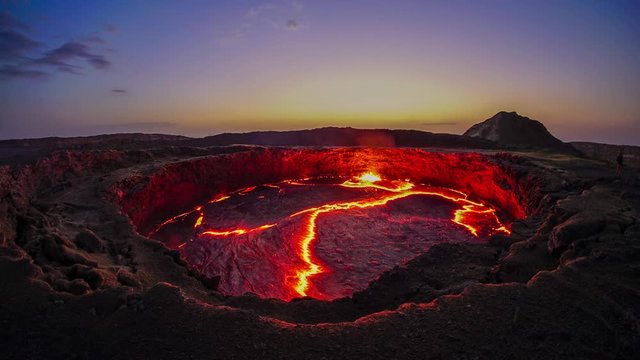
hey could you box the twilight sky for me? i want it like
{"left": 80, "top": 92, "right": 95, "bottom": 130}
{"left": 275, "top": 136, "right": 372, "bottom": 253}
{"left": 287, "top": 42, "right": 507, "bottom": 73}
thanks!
{"left": 1, "top": 0, "right": 639, "bottom": 144}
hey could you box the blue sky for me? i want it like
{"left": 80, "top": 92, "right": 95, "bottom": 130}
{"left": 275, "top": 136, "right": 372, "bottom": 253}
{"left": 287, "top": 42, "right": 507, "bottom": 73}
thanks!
{"left": 1, "top": 0, "right": 639, "bottom": 144}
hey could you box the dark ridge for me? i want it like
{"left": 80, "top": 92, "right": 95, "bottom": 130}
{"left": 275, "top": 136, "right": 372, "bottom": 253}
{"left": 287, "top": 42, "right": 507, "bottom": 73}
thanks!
{"left": 186, "top": 127, "right": 497, "bottom": 148}
{"left": 0, "top": 128, "right": 497, "bottom": 165}
{"left": 572, "top": 142, "right": 640, "bottom": 168}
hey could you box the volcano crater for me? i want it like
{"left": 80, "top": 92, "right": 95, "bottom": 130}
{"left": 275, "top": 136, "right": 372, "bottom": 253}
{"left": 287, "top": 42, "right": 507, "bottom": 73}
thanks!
{"left": 116, "top": 148, "right": 530, "bottom": 313}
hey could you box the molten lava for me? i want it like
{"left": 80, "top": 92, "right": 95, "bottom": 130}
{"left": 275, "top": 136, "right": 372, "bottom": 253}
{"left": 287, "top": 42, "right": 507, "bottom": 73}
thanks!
{"left": 358, "top": 172, "right": 382, "bottom": 183}
{"left": 151, "top": 172, "right": 512, "bottom": 301}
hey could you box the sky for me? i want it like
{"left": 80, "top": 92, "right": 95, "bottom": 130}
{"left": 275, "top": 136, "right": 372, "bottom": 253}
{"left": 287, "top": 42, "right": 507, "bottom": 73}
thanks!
{"left": 1, "top": 0, "right": 639, "bottom": 145}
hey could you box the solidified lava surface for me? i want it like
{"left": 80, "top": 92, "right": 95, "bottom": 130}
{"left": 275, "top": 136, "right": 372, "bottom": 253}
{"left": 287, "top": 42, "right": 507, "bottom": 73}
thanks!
{"left": 151, "top": 174, "right": 512, "bottom": 300}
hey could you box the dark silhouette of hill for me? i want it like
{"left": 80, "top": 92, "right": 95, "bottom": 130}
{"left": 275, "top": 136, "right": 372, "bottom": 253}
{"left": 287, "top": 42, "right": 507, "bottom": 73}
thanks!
{"left": 464, "top": 111, "right": 578, "bottom": 154}
{"left": 0, "top": 133, "right": 190, "bottom": 164}
{"left": 0, "top": 128, "right": 497, "bottom": 165}
{"left": 185, "top": 127, "right": 496, "bottom": 148}
{"left": 1, "top": 114, "right": 598, "bottom": 165}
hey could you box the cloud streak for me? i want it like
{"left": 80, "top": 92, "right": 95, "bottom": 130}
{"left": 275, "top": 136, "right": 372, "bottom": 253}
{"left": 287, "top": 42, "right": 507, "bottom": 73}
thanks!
{"left": 0, "top": 11, "right": 30, "bottom": 31}
{"left": 0, "top": 64, "right": 47, "bottom": 79}
{"left": 218, "top": 0, "right": 304, "bottom": 43}
{"left": 0, "top": 12, "right": 114, "bottom": 81}
{"left": 245, "top": 4, "right": 276, "bottom": 19}
{"left": 34, "top": 42, "right": 111, "bottom": 73}
{"left": 286, "top": 19, "right": 301, "bottom": 31}
{"left": 0, "top": 29, "right": 41, "bottom": 59}
{"left": 84, "top": 35, "right": 106, "bottom": 44}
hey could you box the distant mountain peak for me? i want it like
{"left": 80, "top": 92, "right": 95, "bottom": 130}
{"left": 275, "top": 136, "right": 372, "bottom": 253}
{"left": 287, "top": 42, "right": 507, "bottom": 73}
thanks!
{"left": 488, "top": 111, "right": 530, "bottom": 123}
{"left": 463, "top": 111, "right": 577, "bottom": 153}
{"left": 492, "top": 111, "right": 528, "bottom": 121}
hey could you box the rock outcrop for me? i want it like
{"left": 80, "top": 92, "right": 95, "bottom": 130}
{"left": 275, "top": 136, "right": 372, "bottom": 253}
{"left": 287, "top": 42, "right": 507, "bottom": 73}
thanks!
{"left": 464, "top": 111, "right": 578, "bottom": 154}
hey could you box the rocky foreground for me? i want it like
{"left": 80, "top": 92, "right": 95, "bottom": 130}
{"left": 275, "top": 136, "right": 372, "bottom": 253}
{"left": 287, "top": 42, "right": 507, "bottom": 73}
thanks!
{"left": 0, "top": 137, "right": 639, "bottom": 359}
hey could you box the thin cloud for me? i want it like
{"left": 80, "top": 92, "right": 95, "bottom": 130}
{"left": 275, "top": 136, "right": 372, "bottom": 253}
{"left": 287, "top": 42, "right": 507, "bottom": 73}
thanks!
{"left": 0, "top": 12, "right": 115, "bottom": 81}
{"left": 111, "top": 89, "right": 127, "bottom": 93}
{"left": 245, "top": 4, "right": 276, "bottom": 19}
{"left": 219, "top": 0, "right": 304, "bottom": 43}
{"left": 0, "top": 29, "right": 41, "bottom": 59}
{"left": 0, "top": 64, "right": 47, "bottom": 79}
{"left": 0, "top": 11, "right": 30, "bottom": 31}
{"left": 0, "top": 12, "right": 43, "bottom": 79}
{"left": 33, "top": 41, "right": 111, "bottom": 73}
{"left": 84, "top": 35, "right": 106, "bottom": 44}
{"left": 286, "top": 19, "right": 301, "bottom": 31}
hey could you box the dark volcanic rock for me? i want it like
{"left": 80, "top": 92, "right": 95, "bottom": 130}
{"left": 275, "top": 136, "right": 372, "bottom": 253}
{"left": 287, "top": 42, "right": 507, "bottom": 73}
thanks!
{"left": 548, "top": 213, "right": 606, "bottom": 255}
{"left": 116, "top": 269, "right": 141, "bottom": 288}
{"left": 68, "top": 264, "right": 104, "bottom": 290}
{"left": 193, "top": 272, "right": 220, "bottom": 290}
{"left": 74, "top": 230, "right": 105, "bottom": 253}
{"left": 464, "top": 111, "right": 578, "bottom": 154}
{"left": 68, "top": 278, "right": 91, "bottom": 295}
{"left": 547, "top": 186, "right": 635, "bottom": 256}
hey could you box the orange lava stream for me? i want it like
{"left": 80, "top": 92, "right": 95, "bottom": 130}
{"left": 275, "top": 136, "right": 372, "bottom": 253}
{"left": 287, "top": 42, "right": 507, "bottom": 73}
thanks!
{"left": 201, "top": 224, "right": 275, "bottom": 237}
{"left": 161, "top": 172, "right": 511, "bottom": 299}
{"left": 194, "top": 214, "right": 204, "bottom": 228}
{"left": 209, "top": 195, "right": 230, "bottom": 203}
{"left": 148, "top": 205, "right": 202, "bottom": 236}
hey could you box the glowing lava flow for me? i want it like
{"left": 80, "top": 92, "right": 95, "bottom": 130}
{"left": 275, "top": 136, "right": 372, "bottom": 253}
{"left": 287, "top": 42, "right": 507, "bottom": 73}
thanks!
{"left": 201, "top": 224, "right": 276, "bottom": 237}
{"left": 156, "top": 172, "right": 511, "bottom": 299}
{"left": 358, "top": 172, "right": 381, "bottom": 183}
{"left": 287, "top": 173, "right": 510, "bottom": 296}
